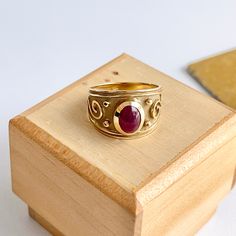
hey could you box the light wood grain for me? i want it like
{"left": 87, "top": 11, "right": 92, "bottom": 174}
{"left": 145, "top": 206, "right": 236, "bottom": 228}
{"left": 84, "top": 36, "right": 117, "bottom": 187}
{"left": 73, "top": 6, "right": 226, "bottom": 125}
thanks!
{"left": 29, "top": 207, "right": 64, "bottom": 236}
{"left": 9, "top": 54, "right": 236, "bottom": 235}
{"left": 10, "top": 124, "right": 136, "bottom": 236}
{"left": 12, "top": 54, "right": 236, "bottom": 211}
{"left": 141, "top": 137, "right": 236, "bottom": 236}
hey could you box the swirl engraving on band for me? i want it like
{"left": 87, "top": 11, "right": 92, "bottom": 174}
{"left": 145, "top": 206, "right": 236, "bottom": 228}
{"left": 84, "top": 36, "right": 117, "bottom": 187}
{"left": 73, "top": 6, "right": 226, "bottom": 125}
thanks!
{"left": 88, "top": 100, "right": 103, "bottom": 120}
{"left": 150, "top": 99, "right": 161, "bottom": 118}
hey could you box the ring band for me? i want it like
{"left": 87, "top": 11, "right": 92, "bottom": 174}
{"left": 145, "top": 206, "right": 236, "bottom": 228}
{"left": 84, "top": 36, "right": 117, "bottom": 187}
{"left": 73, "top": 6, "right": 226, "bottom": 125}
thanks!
{"left": 88, "top": 82, "right": 162, "bottom": 139}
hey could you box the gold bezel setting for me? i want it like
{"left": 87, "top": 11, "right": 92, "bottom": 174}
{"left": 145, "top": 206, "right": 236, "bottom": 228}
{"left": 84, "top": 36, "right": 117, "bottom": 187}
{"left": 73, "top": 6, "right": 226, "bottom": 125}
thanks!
{"left": 113, "top": 101, "right": 145, "bottom": 136}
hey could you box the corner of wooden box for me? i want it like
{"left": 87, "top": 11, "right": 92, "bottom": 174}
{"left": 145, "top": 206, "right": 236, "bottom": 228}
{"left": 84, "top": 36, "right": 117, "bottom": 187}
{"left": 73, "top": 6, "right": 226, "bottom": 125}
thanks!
{"left": 9, "top": 114, "right": 143, "bottom": 216}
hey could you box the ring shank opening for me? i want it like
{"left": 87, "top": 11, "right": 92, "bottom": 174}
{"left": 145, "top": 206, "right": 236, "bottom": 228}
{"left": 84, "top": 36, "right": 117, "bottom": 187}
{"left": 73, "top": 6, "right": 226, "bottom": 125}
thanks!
{"left": 91, "top": 82, "right": 159, "bottom": 92}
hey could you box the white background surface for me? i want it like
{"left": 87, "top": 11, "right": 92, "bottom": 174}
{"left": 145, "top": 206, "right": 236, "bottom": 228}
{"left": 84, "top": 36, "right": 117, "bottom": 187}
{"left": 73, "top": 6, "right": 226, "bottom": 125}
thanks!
{"left": 1, "top": 0, "right": 236, "bottom": 235}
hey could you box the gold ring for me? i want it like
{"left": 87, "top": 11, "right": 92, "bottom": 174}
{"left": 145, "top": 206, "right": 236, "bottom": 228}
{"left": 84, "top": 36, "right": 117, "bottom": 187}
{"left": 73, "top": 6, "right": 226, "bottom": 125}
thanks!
{"left": 88, "top": 82, "right": 162, "bottom": 139}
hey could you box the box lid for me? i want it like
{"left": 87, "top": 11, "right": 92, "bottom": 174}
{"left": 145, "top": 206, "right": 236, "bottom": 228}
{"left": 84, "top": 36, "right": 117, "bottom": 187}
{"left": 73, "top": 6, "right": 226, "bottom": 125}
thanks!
{"left": 12, "top": 54, "right": 236, "bottom": 214}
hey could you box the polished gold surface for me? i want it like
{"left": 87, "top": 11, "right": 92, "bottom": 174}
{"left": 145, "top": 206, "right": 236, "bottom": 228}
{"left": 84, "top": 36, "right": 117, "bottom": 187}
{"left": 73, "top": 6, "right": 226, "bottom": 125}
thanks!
{"left": 90, "top": 82, "right": 160, "bottom": 91}
{"left": 88, "top": 82, "right": 162, "bottom": 138}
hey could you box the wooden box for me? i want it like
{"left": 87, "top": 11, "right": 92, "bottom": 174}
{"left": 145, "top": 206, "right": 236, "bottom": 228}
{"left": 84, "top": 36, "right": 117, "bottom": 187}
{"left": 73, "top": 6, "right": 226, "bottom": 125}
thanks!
{"left": 9, "top": 54, "right": 236, "bottom": 236}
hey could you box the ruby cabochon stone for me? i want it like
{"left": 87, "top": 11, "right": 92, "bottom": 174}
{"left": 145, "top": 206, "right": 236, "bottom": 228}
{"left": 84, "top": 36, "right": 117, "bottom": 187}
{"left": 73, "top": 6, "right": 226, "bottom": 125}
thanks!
{"left": 118, "top": 105, "right": 141, "bottom": 133}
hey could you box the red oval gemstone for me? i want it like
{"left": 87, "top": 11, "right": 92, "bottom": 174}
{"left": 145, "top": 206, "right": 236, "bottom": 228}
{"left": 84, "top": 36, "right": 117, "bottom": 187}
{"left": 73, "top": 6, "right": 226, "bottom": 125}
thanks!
{"left": 119, "top": 105, "right": 141, "bottom": 133}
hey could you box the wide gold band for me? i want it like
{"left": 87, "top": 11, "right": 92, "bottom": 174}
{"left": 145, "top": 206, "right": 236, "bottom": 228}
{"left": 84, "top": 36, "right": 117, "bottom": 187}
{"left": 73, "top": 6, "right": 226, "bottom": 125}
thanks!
{"left": 88, "top": 82, "right": 162, "bottom": 139}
